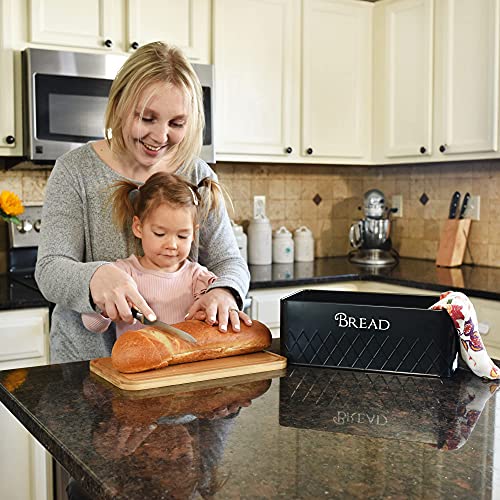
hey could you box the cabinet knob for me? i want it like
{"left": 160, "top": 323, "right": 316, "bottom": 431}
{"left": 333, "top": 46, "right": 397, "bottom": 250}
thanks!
{"left": 306, "top": 147, "right": 313, "bottom": 155}
{"left": 104, "top": 39, "right": 114, "bottom": 48}
{"left": 419, "top": 146, "right": 426, "bottom": 154}
{"left": 5, "top": 135, "right": 15, "bottom": 145}
{"left": 285, "top": 146, "right": 293, "bottom": 154}
{"left": 439, "top": 144, "right": 446, "bottom": 153}
{"left": 131, "top": 41, "right": 139, "bottom": 50}
{"left": 16, "top": 220, "right": 32, "bottom": 234}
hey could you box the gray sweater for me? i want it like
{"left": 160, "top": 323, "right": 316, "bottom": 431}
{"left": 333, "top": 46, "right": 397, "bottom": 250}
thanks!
{"left": 35, "top": 143, "right": 250, "bottom": 363}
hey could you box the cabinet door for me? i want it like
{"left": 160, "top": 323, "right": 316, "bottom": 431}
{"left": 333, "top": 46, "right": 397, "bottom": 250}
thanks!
{"left": 0, "top": 308, "right": 52, "bottom": 500}
{"left": 0, "top": 0, "right": 21, "bottom": 156}
{"left": 29, "top": 0, "right": 116, "bottom": 50}
{"left": 127, "top": 0, "right": 211, "bottom": 62}
{"left": 379, "top": 0, "right": 433, "bottom": 158}
{"left": 0, "top": 403, "right": 53, "bottom": 500}
{"left": 214, "top": 0, "right": 300, "bottom": 158}
{"left": 434, "top": 0, "right": 500, "bottom": 155}
{"left": 301, "top": 0, "right": 372, "bottom": 160}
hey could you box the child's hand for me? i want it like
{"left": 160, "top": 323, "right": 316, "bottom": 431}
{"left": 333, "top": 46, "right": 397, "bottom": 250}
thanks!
{"left": 90, "top": 264, "right": 156, "bottom": 324}
{"left": 185, "top": 288, "right": 252, "bottom": 333}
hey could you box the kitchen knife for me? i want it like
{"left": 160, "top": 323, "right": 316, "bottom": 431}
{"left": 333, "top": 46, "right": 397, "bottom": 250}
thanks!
{"left": 458, "top": 192, "right": 471, "bottom": 219}
{"left": 131, "top": 307, "right": 198, "bottom": 344}
{"left": 448, "top": 191, "right": 461, "bottom": 219}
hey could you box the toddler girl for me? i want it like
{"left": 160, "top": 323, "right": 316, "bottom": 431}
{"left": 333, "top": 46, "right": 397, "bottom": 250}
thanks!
{"left": 82, "top": 172, "right": 223, "bottom": 337}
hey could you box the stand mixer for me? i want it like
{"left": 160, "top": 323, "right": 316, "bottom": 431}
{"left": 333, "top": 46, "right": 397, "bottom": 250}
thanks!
{"left": 348, "top": 189, "right": 398, "bottom": 267}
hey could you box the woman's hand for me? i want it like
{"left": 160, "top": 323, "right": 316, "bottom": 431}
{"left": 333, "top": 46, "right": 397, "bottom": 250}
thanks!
{"left": 93, "top": 419, "right": 158, "bottom": 459}
{"left": 185, "top": 288, "right": 252, "bottom": 333}
{"left": 89, "top": 264, "right": 156, "bottom": 324}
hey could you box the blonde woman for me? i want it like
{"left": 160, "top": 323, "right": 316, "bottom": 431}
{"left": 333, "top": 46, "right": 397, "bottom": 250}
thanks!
{"left": 36, "top": 42, "right": 251, "bottom": 364}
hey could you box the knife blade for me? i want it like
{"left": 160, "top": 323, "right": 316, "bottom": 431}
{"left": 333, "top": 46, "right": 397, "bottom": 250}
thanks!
{"left": 131, "top": 307, "right": 198, "bottom": 343}
{"left": 448, "top": 191, "right": 461, "bottom": 219}
{"left": 458, "top": 192, "right": 471, "bottom": 219}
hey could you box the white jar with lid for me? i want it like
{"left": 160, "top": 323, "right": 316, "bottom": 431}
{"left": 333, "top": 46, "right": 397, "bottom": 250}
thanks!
{"left": 247, "top": 215, "right": 272, "bottom": 265}
{"left": 272, "top": 226, "right": 294, "bottom": 263}
{"left": 231, "top": 220, "right": 248, "bottom": 262}
{"left": 293, "top": 226, "right": 314, "bottom": 262}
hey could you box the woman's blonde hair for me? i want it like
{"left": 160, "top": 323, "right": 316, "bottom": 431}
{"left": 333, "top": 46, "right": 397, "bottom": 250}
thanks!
{"left": 104, "top": 41, "right": 204, "bottom": 170}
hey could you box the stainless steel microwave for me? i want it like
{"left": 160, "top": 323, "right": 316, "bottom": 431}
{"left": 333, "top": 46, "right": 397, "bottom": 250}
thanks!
{"left": 22, "top": 48, "right": 215, "bottom": 164}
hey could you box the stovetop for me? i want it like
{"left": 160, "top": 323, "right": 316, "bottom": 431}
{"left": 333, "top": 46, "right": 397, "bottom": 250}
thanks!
{"left": 3, "top": 204, "right": 47, "bottom": 310}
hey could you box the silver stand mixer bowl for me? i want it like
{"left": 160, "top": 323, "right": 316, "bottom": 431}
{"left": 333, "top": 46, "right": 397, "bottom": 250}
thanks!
{"left": 348, "top": 189, "right": 398, "bottom": 267}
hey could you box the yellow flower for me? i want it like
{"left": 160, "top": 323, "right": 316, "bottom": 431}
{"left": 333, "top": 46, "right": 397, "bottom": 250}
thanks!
{"left": 0, "top": 190, "right": 24, "bottom": 217}
{"left": 2, "top": 369, "right": 28, "bottom": 392}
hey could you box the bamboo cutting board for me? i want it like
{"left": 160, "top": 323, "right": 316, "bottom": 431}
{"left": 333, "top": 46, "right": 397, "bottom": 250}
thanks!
{"left": 90, "top": 351, "right": 287, "bottom": 391}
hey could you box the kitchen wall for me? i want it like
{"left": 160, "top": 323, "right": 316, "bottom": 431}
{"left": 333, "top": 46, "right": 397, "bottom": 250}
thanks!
{"left": 1, "top": 158, "right": 499, "bottom": 272}
{"left": 214, "top": 159, "right": 499, "bottom": 268}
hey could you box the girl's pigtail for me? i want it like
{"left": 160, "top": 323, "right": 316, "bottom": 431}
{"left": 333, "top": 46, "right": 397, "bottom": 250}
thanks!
{"left": 110, "top": 180, "right": 141, "bottom": 232}
{"left": 196, "top": 177, "right": 234, "bottom": 222}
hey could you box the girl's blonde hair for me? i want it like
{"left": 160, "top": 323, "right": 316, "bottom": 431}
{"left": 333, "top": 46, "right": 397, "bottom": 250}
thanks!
{"left": 104, "top": 41, "right": 204, "bottom": 169}
{"left": 111, "top": 172, "right": 224, "bottom": 238}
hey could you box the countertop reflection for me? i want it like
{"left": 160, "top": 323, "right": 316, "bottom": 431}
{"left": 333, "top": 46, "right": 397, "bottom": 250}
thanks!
{"left": 249, "top": 256, "right": 500, "bottom": 301}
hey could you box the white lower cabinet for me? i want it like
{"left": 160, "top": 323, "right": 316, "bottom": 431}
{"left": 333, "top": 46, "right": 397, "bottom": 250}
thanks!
{"left": 249, "top": 281, "right": 500, "bottom": 360}
{"left": 0, "top": 308, "right": 53, "bottom": 500}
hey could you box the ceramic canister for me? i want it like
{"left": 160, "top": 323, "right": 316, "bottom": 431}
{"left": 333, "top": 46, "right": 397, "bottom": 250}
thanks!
{"left": 247, "top": 215, "right": 272, "bottom": 265}
{"left": 231, "top": 220, "right": 248, "bottom": 262}
{"left": 293, "top": 226, "right": 314, "bottom": 262}
{"left": 272, "top": 226, "right": 294, "bottom": 263}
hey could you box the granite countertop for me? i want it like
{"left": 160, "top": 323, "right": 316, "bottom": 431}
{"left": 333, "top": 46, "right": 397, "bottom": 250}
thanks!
{"left": 249, "top": 256, "right": 500, "bottom": 301}
{"left": 0, "top": 347, "right": 499, "bottom": 499}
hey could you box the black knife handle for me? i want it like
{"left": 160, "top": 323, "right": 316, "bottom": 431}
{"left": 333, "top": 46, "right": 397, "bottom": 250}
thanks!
{"left": 459, "top": 192, "right": 471, "bottom": 219}
{"left": 130, "top": 307, "right": 145, "bottom": 324}
{"left": 448, "top": 191, "right": 461, "bottom": 219}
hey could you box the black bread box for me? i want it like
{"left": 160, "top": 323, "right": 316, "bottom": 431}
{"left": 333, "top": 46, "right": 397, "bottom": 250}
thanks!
{"left": 280, "top": 290, "right": 459, "bottom": 378}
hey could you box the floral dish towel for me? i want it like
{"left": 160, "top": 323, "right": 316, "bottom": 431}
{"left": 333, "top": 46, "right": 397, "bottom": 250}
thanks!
{"left": 430, "top": 291, "right": 500, "bottom": 380}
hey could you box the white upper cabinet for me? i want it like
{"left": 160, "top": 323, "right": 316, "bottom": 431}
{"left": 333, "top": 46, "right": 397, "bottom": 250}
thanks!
{"left": 28, "top": 0, "right": 212, "bottom": 61}
{"left": 29, "top": 0, "right": 118, "bottom": 51}
{"left": 214, "top": 0, "right": 372, "bottom": 164}
{"left": 0, "top": 0, "right": 21, "bottom": 156}
{"left": 126, "top": 0, "right": 211, "bottom": 61}
{"left": 302, "top": 0, "right": 371, "bottom": 161}
{"left": 214, "top": 0, "right": 300, "bottom": 158}
{"left": 375, "top": 0, "right": 500, "bottom": 163}
{"left": 434, "top": 0, "right": 500, "bottom": 157}
{"left": 373, "top": 0, "right": 433, "bottom": 160}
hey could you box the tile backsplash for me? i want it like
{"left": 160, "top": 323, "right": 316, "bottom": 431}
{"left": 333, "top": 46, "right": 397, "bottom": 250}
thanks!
{"left": 215, "top": 159, "right": 500, "bottom": 268}
{"left": 1, "top": 158, "right": 499, "bottom": 272}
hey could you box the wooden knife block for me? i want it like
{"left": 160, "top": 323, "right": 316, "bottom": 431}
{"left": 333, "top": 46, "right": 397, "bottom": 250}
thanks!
{"left": 436, "top": 219, "right": 471, "bottom": 267}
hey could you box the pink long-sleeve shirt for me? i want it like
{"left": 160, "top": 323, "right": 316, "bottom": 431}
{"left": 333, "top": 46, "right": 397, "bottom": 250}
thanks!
{"left": 82, "top": 255, "right": 217, "bottom": 338}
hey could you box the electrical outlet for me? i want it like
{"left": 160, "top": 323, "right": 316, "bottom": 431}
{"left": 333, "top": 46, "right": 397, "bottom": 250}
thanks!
{"left": 463, "top": 195, "right": 480, "bottom": 220}
{"left": 391, "top": 194, "right": 403, "bottom": 218}
{"left": 253, "top": 195, "right": 266, "bottom": 218}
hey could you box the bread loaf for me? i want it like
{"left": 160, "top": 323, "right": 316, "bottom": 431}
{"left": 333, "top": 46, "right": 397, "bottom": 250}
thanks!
{"left": 111, "top": 319, "right": 272, "bottom": 373}
{"left": 111, "top": 379, "right": 272, "bottom": 424}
